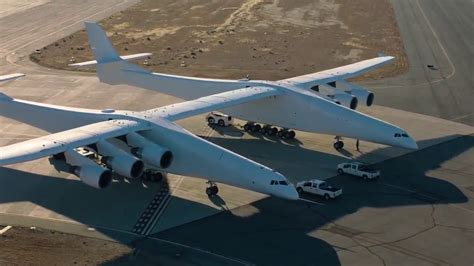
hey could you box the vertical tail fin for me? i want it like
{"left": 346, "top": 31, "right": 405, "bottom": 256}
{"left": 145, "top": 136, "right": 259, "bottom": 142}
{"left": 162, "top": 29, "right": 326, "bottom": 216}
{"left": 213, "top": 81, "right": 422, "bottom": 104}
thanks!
{"left": 84, "top": 21, "right": 121, "bottom": 63}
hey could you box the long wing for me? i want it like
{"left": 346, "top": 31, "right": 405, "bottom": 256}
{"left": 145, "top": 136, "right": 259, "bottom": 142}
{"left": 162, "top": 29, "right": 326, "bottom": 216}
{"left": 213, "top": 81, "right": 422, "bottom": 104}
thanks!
{"left": 155, "top": 86, "right": 282, "bottom": 121}
{"left": 282, "top": 56, "right": 395, "bottom": 89}
{"left": 0, "top": 119, "right": 149, "bottom": 165}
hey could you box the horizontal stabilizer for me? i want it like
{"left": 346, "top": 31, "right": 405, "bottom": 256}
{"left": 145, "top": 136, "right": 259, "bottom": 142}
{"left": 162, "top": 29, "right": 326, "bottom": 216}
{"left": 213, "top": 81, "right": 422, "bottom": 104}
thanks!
{"left": 69, "top": 53, "right": 152, "bottom": 67}
{"left": 0, "top": 73, "right": 25, "bottom": 82}
{"left": 0, "top": 92, "right": 13, "bottom": 101}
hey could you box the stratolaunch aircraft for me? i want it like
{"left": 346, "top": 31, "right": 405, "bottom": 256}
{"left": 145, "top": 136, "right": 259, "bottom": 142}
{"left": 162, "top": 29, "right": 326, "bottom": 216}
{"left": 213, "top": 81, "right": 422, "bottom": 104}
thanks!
{"left": 0, "top": 72, "right": 298, "bottom": 199}
{"left": 72, "top": 22, "right": 418, "bottom": 150}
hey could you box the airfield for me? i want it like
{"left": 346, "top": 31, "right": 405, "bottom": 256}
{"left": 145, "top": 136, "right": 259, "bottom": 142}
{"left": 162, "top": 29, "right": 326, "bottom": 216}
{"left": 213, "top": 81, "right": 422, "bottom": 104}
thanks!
{"left": 0, "top": 0, "right": 473, "bottom": 265}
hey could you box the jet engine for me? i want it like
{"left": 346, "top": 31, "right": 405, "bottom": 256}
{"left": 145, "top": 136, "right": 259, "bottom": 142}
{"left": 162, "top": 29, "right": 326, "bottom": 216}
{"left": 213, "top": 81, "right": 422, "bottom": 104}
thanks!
{"left": 311, "top": 85, "right": 358, "bottom": 110}
{"left": 339, "top": 81, "right": 374, "bottom": 106}
{"left": 126, "top": 132, "right": 173, "bottom": 169}
{"left": 64, "top": 151, "right": 112, "bottom": 189}
{"left": 97, "top": 140, "right": 144, "bottom": 178}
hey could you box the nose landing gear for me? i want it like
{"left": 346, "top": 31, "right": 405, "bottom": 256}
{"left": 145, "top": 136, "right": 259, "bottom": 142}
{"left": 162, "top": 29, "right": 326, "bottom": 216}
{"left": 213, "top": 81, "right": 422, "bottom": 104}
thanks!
{"left": 206, "top": 181, "right": 219, "bottom": 196}
{"left": 333, "top": 136, "right": 344, "bottom": 150}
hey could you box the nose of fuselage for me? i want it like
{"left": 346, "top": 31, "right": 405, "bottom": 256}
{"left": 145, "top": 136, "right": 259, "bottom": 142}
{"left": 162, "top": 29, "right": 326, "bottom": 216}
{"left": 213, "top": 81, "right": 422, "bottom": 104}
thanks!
{"left": 273, "top": 184, "right": 299, "bottom": 200}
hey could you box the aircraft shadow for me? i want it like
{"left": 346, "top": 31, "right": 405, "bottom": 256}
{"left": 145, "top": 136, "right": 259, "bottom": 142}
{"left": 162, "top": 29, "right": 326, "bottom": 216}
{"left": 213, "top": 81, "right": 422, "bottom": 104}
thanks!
{"left": 0, "top": 134, "right": 471, "bottom": 265}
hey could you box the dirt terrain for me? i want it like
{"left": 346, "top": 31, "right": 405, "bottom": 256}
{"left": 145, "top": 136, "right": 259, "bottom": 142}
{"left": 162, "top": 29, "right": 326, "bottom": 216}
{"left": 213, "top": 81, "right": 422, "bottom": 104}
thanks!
{"left": 31, "top": 0, "right": 407, "bottom": 80}
{"left": 0, "top": 226, "right": 131, "bottom": 265}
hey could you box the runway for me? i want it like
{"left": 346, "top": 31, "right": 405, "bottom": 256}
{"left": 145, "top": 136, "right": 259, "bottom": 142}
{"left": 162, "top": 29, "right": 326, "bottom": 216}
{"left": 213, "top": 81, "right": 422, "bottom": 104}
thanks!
{"left": 368, "top": 0, "right": 474, "bottom": 126}
{"left": 0, "top": 0, "right": 473, "bottom": 265}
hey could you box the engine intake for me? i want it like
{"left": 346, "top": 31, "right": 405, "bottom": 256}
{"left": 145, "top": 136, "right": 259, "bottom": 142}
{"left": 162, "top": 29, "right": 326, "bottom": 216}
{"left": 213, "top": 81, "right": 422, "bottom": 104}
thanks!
{"left": 126, "top": 133, "right": 173, "bottom": 169}
{"left": 72, "top": 165, "right": 112, "bottom": 189}
{"left": 97, "top": 140, "right": 144, "bottom": 178}
{"left": 339, "top": 81, "right": 375, "bottom": 107}
{"left": 64, "top": 150, "right": 112, "bottom": 189}
{"left": 315, "top": 85, "right": 358, "bottom": 110}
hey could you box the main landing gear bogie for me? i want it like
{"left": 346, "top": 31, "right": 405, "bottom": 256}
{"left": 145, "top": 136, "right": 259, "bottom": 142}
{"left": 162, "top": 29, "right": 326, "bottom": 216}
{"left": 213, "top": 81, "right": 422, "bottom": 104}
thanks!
{"left": 206, "top": 181, "right": 219, "bottom": 196}
{"left": 244, "top": 122, "right": 296, "bottom": 140}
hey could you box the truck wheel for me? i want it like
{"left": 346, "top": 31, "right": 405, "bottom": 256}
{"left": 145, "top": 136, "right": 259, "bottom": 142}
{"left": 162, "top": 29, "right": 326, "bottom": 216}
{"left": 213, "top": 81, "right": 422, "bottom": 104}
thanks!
{"left": 208, "top": 117, "right": 215, "bottom": 124}
{"left": 324, "top": 194, "right": 330, "bottom": 200}
{"left": 297, "top": 187, "right": 303, "bottom": 194}
{"left": 362, "top": 175, "right": 368, "bottom": 181}
{"left": 218, "top": 119, "right": 225, "bottom": 127}
{"left": 337, "top": 169, "right": 343, "bottom": 175}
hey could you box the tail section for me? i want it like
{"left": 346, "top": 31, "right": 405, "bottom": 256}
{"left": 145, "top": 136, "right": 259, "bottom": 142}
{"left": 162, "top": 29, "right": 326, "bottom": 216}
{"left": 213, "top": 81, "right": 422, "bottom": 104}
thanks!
{"left": 84, "top": 22, "right": 121, "bottom": 63}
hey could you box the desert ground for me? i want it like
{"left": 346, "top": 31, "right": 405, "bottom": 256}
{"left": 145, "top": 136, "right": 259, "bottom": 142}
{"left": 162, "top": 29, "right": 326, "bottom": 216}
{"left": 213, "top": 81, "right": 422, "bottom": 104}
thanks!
{"left": 30, "top": 0, "right": 407, "bottom": 80}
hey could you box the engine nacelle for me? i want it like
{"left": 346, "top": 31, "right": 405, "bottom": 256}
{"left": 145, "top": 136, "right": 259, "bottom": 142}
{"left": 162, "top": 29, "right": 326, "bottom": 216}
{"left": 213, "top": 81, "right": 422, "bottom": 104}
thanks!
{"left": 331, "top": 92, "right": 358, "bottom": 110}
{"left": 339, "top": 81, "right": 375, "bottom": 106}
{"left": 126, "top": 133, "right": 173, "bottom": 169}
{"left": 97, "top": 140, "right": 144, "bottom": 178}
{"left": 72, "top": 165, "right": 113, "bottom": 189}
{"left": 64, "top": 151, "right": 112, "bottom": 189}
{"left": 314, "top": 85, "right": 358, "bottom": 109}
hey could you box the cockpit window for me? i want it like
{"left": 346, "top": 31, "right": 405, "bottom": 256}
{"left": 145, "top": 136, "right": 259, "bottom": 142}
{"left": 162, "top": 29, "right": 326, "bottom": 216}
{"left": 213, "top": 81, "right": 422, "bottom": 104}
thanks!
{"left": 278, "top": 180, "right": 288, "bottom": 185}
{"left": 395, "top": 132, "right": 409, "bottom": 138}
{"left": 270, "top": 180, "right": 275, "bottom": 185}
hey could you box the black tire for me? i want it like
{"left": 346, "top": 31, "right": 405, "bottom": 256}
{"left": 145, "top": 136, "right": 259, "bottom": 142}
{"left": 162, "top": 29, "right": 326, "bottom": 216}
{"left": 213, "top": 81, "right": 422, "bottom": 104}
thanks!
{"left": 283, "top": 131, "right": 291, "bottom": 139}
{"left": 289, "top": 130, "right": 296, "bottom": 139}
{"left": 339, "top": 141, "right": 344, "bottom": 149}
{"left": 206, "top": 187, "right": 213, "bottom": 196}
{"left": 297, "top": 187, "right": 303, "bottom": 194}
{"left": 208, "top": 117, "right": 215, "bottom": 124}
{"left": 337, "top": 168, "right": 344, "bottom": 175}
{"left": 218, "top": 119, "right": 225, "bottom": 127}
{"left": 243, "top": 124, "right": 250, "bottom": 131}
{"left": 271, "top": 127, "right": 278, "bottom": 136}
{"left": 324, "top": 194, "right": 330, "bottom": 200}
{"left": 260, "top": 127, "right": 268, "bottom": 134}
{"left": 250, "top": 124, "right": 257, "bottom": 132}
{"left": 254, "top": 124, "right": 262, "bottom": 131}
{"left": 362, "top": 175, "right": 368, "bottom": 181}
{"left": 211, "top": 185, "right": 219, "bottom": 195}
{"left": 333, "top": 142, "right": 340, "bottom": 150}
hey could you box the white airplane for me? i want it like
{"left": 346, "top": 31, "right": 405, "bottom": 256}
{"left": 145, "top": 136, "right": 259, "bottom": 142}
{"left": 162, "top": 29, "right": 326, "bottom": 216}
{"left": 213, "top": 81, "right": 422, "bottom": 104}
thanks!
{"left": 0, "top": 74, "right": 299, "bottom": 199}
{"left": 72, "top": 22, "right": 418, "bottom": 150}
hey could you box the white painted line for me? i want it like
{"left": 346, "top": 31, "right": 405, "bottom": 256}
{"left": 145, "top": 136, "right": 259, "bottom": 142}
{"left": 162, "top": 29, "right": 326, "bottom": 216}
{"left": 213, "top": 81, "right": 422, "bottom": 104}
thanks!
{"left": 299, "top": 198, "right": 325, "bottom": 205}
{"left": 0, "top": 225, "right": 12, "bottom": 235}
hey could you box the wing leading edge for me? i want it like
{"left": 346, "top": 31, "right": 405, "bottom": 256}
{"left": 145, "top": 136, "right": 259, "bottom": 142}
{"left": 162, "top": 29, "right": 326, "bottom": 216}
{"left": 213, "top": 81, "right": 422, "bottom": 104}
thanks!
{"left": 152, "top": 86, "right": 282, "bottom": 121}
{"left": 0, "top": 119, "right": 149, "bottom": 166}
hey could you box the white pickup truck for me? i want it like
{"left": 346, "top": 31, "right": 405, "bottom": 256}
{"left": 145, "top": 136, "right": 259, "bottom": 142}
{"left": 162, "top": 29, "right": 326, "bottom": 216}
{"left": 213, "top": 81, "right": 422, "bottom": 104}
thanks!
{"left": 337, "top": 162, "right": 380, "bottom": 180}
{"left": 296, "top": 179, "right": 342, "bottom": 199}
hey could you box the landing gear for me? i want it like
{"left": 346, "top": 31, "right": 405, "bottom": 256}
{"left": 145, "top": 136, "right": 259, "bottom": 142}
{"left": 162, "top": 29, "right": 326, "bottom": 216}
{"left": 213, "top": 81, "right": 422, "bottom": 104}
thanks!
{"left": 277, "top": 128, "right": 296, "bottom": 140}
{"left": 206, "top": 181, "right": 219, "bottom": 196}
{"left": 333, "top": 136, "right": 344, "bottom": 150}
{"left": 244, "top": 123, "right": 295, "bottom": 139}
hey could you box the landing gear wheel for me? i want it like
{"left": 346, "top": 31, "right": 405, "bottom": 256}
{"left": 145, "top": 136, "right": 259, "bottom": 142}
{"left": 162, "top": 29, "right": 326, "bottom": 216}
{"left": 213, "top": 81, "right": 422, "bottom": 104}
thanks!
{"left": 211, "top": 185, "right": 218, "bottom": 195}
{"left": 218, "top": 119, "right": 225, "bottom": 127}
{"left": 283, "top": 131, "right": 291, "bottom": 140}
{"left": 288, "top": 130, "right": 296, "bottom": 139}
{"left": 270, "top": 127, "right": 278, "bottom": 136}
{"left": 250, "top": 124, "right": 258, "bottom": 132}
{"left": 254, "top": 124, "right": 261, "bottom": 132}
{"left": 208, "top": 117, "right": 215, "bottom": 124}
{"left": 243, "top": 123, "right": 250, "bottom": 131}
{"left": 333, "top": 141, "right": 344, "bottom": 150}
{"left": 206, "top": 181, "right": 219, "bottom": 196}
